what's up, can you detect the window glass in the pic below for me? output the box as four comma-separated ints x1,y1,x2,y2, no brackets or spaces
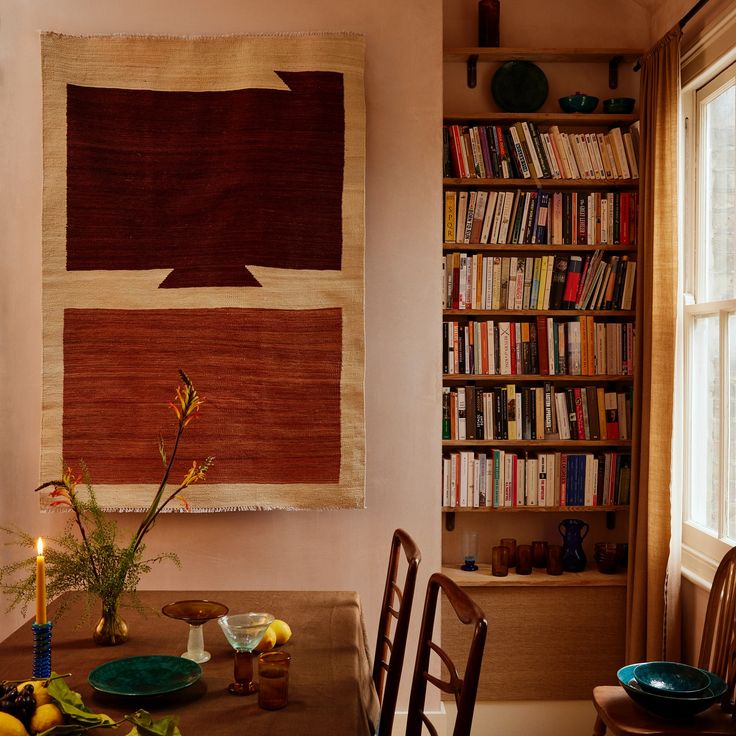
727,314,736,541
688,314,721,532
703,83,736,302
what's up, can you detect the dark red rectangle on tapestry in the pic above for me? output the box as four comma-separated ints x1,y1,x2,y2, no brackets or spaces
66,73,344,286
62,308,342,485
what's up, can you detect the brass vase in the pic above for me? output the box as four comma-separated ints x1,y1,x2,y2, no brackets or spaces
93,599,129,646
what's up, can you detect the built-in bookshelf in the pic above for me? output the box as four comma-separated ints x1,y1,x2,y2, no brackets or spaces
441,136,639,517
440,43,643,702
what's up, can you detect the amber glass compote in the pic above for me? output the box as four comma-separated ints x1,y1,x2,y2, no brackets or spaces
218,612,274,695
162,599,229,664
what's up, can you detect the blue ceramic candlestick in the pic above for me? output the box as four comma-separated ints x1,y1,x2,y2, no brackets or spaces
32,621,53,678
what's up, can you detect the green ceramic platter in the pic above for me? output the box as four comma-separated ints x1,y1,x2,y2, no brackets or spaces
88,655,202,696
491,60,549,113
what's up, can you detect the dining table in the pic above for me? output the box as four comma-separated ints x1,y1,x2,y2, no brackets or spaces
0,590,380,735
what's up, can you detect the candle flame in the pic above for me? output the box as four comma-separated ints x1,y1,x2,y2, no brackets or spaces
37,537,44,555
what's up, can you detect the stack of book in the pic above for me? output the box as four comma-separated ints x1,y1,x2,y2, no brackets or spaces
444,189,638,245
443,252,637,311
443,121,640,181
441,449,631,508
443,318,634,376
443,384,632,441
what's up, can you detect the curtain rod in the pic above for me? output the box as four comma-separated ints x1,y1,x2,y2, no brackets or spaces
634,0,712,71
680,0,712,28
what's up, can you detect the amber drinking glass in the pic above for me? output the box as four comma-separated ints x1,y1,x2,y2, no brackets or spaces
532,541,548,568
500,538,517,567
546,544,563,576
594,542,619,574
491,545,509,577
258,651,291,710
516,544,532,575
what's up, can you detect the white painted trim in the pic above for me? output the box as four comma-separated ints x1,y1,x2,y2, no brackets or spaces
391,705,447,736
681,563,714,592
681,6,736,67
681,540,721,587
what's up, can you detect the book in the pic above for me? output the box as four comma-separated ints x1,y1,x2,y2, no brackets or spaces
548,255,569,309
604,391,620,439
444,191,457,243
508,125,531,178
480,190,497,243
469,190,488,243
455,191,468,243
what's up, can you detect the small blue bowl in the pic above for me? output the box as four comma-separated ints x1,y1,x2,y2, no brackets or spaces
617,663,727,719
603,97,635,114
634,661,710,698
559,93,598,114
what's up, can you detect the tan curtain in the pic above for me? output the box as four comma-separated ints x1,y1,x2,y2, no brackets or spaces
626,26,682,663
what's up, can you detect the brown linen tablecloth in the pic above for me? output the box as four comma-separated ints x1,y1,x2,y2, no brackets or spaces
0,590,380,736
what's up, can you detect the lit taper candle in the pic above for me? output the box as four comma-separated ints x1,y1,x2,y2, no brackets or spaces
36,537,47,625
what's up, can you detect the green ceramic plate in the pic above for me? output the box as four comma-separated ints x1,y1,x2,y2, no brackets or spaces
491,60,548,112
88,655,202,696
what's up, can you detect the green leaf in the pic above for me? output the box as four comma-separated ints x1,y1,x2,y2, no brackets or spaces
124,710,181,736
47,675,115,727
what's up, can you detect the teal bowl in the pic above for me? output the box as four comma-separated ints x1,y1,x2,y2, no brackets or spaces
634,661,710,698
603,97,635,114
617,663,727,719
558,94,598,113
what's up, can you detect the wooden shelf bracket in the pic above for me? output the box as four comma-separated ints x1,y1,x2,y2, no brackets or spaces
608,55,623,89
467,54,479,88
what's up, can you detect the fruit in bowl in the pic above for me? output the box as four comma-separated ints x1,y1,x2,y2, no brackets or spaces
559,92,599,113
0,675,181,735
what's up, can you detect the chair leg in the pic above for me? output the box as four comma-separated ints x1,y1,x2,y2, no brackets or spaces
592,715,607,736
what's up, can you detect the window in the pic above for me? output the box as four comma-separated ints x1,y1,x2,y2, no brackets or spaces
682,59,736,582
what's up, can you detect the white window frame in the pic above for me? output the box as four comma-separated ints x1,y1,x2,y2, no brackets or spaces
681,57,736,586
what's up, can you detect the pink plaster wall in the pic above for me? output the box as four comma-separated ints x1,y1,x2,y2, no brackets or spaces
0,2,443,696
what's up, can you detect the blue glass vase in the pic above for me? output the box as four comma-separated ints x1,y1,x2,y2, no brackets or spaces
559,518,590,572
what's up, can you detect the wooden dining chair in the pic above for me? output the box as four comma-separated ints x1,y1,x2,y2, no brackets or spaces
592,544,736,736
405,572,487,736
373,528,422,736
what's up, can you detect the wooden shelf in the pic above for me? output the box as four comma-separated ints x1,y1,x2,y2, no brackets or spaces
443,309,635,317
443,373,633,383
442,504,628,513
442,243,637,253
444,112,638,125
443,47,644,63
444,177,639,188
442,564,627,587
443,439,631,448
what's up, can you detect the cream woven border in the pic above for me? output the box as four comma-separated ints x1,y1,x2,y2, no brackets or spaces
40,33,366,511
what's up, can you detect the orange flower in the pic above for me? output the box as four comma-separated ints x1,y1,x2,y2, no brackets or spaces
168,372,203,428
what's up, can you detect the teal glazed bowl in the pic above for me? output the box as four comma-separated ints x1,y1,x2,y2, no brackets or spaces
633,661,710,698
558,93,598,113
603,97,635,114
617,663,727,719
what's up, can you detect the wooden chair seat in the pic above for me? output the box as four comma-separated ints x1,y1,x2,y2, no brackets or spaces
592,545,736,736
593,685,735,735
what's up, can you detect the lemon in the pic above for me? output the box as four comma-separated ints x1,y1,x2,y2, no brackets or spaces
0,712,29,736
269,619,292,646
254,626,276,653
29,703,64,734
17,681,52,707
